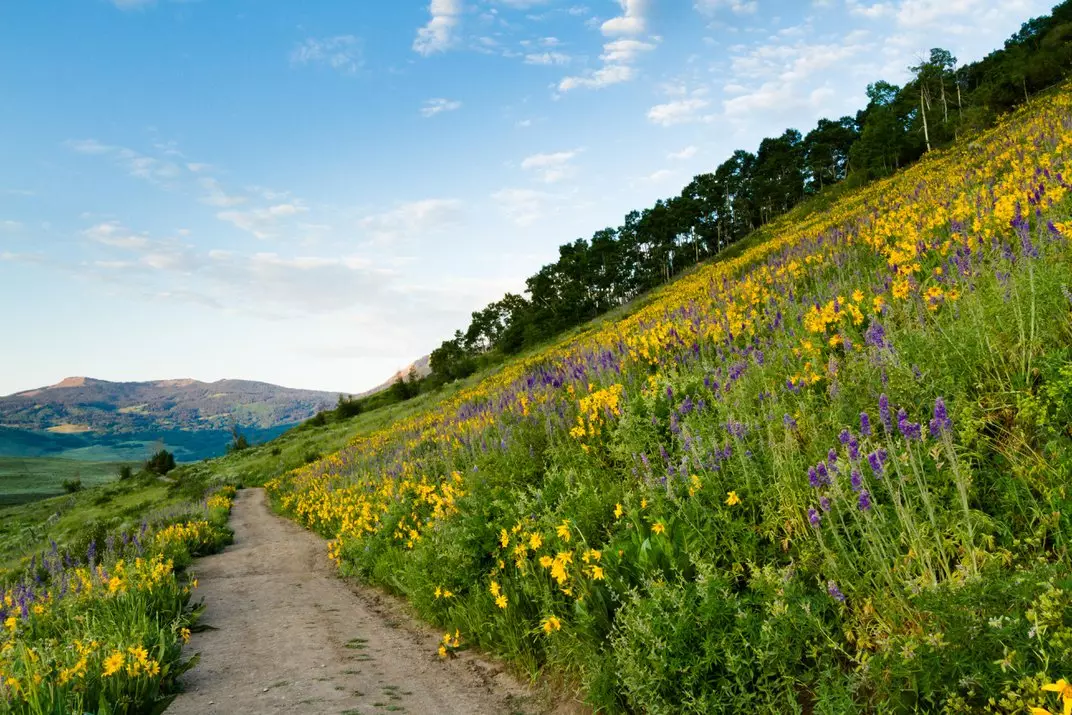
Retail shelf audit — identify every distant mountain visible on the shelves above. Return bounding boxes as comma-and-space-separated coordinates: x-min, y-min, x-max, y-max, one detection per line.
358, 355, 431, 397
0, 377, 343, 462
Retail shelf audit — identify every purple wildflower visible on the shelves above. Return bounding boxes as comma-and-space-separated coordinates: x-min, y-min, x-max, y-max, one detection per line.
865, 320, 888, 349
827, 581, 846, 602
866, 450, 886, 478
929, 397, 952, 437
838, 429, 851, 445
897, 408, 922, 441
819, 496, 831, 512
850, 470, 863, 493
828, 449, 839, 472
860, 412, 872, 436
783, 413, 797, 430
857, 490, 872, 512
878, 394, 892, 432
808, 508, 822, 528
816, 461, 829, 484
808, 466, 820, 488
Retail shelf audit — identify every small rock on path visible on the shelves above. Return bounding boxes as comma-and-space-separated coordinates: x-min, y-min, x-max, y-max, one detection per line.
168, 488, 544, 715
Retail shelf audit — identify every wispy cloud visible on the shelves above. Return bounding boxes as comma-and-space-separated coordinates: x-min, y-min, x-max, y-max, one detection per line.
290, 36, 363, 74
491, 188, 559, 227
668, 146, 699, 160
198, 178, 247, 208
520, 150, 581, 183
695, 0, 759, 14
524, 52, 572, 66
420, 98, 463, 117
358, 199, 464, 243
647, 97, 714, 126
217, 203, 310, 240
414, 0, 463, 56
65, 138, 185, 185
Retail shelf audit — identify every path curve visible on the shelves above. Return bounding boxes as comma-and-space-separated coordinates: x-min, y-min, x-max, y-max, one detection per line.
169, 488, 542, 715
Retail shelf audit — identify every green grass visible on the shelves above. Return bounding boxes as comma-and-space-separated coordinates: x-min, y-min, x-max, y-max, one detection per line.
0, 456, 133, 507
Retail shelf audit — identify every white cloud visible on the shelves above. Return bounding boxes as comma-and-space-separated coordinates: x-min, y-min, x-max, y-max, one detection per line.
668, 145, 698, 160
84, 221, 151, 250
217, 203, 309, 240
524, 52, 572, 65
420, 98, 463, 117
647, 98, 713, 126
558, 64, 635, 91
601, 0, 650, 36
558, 11, 657, 93
358, 199, 464, 243
491, 188, 558, 227
290, 36, 363, 74
199, 178, 246, 208
0, 220, 23, 232
600, 39, 655, 63
65, 138, 184, 185
695, 0, 759, 14
641, 169, 674, 183
414, 0, 463, 56
520, 150, 581, 183
110, 0, 154, 8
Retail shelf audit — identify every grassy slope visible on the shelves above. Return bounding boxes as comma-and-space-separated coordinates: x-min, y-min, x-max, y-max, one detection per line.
0, 456, 133, 507
254, 87, 1072, 713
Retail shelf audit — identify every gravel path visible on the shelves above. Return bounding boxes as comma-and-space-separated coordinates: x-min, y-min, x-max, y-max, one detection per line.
168, 488, 543, 715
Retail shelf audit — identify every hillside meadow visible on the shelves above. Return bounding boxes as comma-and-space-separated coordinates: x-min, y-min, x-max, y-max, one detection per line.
261, 86, 1072, 712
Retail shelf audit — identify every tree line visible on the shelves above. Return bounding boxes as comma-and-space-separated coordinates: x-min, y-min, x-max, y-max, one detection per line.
420, 2, 1072, 385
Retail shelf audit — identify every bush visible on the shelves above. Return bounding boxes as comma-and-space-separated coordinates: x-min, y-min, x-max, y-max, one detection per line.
145, 449, 176, 476
61, 478, 82, 494
117, 464, 134, 481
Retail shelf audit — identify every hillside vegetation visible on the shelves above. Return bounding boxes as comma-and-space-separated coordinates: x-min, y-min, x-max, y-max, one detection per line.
262, 84, 1072, 712
424, 1, 1072, 388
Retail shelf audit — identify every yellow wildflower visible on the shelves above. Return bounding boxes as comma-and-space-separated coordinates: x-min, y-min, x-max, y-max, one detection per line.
726, 491, 741, 506
102, 652, 125, 677
541, 615, 562, 634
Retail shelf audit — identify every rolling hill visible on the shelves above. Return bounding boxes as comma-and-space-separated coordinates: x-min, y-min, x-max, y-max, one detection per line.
0, 376, 343, 461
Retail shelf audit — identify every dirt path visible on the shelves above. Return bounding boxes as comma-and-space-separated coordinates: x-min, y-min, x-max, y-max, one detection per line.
168, 488, 544, 715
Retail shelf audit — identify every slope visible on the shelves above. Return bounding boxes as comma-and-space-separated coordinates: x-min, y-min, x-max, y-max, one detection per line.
223, 87, 1071, 712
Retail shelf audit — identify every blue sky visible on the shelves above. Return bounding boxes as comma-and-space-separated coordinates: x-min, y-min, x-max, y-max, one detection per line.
0, 0, 1052, 395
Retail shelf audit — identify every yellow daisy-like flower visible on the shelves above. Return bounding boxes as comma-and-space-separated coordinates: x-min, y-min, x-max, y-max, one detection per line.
528, 533, 543, 550
102, 652, 125, 677
438, 645, 448, 658
613, 503, 623, 519
725, 491, 741, 506
652, 522, 665, 535
1039, 678, 1072, 715
541, 615, 562, 634
556, 520, 571, 542
495, 594, 508, 609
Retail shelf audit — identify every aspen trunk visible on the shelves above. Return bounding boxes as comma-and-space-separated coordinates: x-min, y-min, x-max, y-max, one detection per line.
921, 89, 932, 152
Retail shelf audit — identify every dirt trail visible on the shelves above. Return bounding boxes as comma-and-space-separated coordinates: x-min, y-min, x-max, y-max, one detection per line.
168, 488, 544, 715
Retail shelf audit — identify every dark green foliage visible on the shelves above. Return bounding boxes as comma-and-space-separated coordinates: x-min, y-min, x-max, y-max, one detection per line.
336, 393, 363, 419
61, 478, 82, 494
426, 0, 1072, 386
145, 449, 176, 476
118, 464, 134, 481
